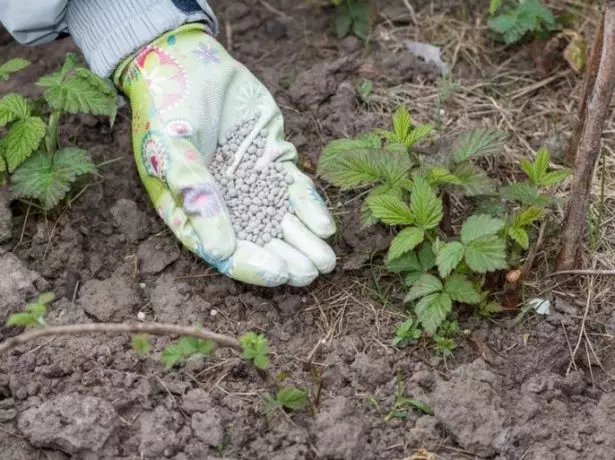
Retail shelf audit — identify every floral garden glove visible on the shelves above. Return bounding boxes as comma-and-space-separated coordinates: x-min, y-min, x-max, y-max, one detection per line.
113, 23, 336, 287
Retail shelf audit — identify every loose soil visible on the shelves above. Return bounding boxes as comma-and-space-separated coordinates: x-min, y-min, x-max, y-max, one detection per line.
1, 1, 614, 459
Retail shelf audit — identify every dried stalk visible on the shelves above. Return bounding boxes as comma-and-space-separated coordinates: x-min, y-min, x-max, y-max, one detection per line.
0, 322, 242, 354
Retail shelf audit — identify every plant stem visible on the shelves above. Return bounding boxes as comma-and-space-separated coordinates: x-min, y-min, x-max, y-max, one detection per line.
557, 5, 615, 270
0, 322, 242, 354
45, 110, 62, 156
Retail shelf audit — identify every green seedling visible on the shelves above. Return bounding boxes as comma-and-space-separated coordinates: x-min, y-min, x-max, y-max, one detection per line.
331, 0, 371, 41
488, 0, 559, 46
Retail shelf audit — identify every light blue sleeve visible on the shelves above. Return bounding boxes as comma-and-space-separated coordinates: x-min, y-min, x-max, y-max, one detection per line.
0, 0, 68, 45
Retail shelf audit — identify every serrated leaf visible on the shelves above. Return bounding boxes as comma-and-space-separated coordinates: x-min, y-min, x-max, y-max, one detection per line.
393, 106, 412, 141
489, 0, 503, 14
317, 146, 412, 189
6, 312, 41, 328
410, 176, 443, 230
450, 162, 495, 196
276, 387, 309, 411
132, 334, 151, 355
387, 227, 425, 262
450, 129, 505, 163
404, 274, 443, 303
500, 182, 554, 207
533, 146, 550, 182
508, 226, 529, 250
6, 117, 45, 171
512, 206, 543, 227
460, 214, 506, 244
405, 124, 433, 147
418, 242, 436, 271
436, 241, 465, 278
0, 58, 30, 80
387, 251, 421, 273
425, 166, 462, 186
161, 344, 183, 368
444, 274, 481, 304
335, 9, 352, 37
197, 339, 215, 355
539, 170, 570, 186
464, 235, 507, 273
367, 194, 413, 225
11, 148, 96, 209
0, 94, 31, 126
36, 292, 56, 305
39, 66, 117, 119
254, 355, 270, 370
404, 271, 423, 286
414, 292, 452, 334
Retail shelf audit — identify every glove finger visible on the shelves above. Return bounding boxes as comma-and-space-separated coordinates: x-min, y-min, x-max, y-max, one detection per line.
281, 214, 337, 274
282, 162, 336, 239
264, 238, 319, 287
221, 240, 289, 287
146, 134, 235, 261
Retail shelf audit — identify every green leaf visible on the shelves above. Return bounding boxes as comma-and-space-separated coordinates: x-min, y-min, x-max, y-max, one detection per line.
38, 65, 117, 119
254, 355, 270, 370
161, 344, 183, 368
500, 182, 554, 207
317, 146, 412, 189
36, 292, 56, 305
464, 236, 507, 273
393, 319, 422, 347
387, 251, 421, 273
11, 147, 96, 209
240, 332, 270, 369
405, 124, 433, 147
387, 227, 425, 262
132, 334, 151, 355
410, 176, 443, 230
418, 242, 436, 271
489, 0, 503, 14
414, 292, 452, 335
393, 106, 412, 141
0, 94, 31, 126
425, 166, 463, 186
197, 339, 215, 356
450, 162, 495, 196
396, 398, 433, 415
508, 226, 529, 250
367, 194, 413, 225
539, 170, 570, 186
436, 241, 465, 278
460, 214, 506, 245
404, 274, 443, 303
444, 274, 481, 304
335, 8, 352, 37
0, 58, 30, 80
276, 387, 309, 411
6, 312, 41, 328
6, 117, 46, 171
512, 206, 543, 227
450, 129, 505, 163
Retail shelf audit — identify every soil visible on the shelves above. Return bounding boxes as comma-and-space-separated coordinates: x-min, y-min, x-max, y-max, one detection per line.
1, 1, 614, 459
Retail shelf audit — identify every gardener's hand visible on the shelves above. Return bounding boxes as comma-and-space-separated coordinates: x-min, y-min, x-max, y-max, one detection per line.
113, 23, 336, 287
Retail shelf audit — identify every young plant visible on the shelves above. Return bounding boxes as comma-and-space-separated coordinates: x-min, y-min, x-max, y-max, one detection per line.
331, 0, 371, 41
317, 106, 567, 338
488, 0, 559, 46
0, 53, 116, 210
392, 318, 422, 348
263, 386, 309, 419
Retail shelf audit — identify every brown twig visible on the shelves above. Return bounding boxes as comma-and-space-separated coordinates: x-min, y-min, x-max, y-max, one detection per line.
0, 322, 242, 354
565, 12, 605, 166
558, 5, 615, 270
521, 219, 547, 280
549, 269, 615, 277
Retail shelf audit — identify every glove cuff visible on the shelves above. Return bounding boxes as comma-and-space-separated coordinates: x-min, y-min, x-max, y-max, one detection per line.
66, 0, 218, 78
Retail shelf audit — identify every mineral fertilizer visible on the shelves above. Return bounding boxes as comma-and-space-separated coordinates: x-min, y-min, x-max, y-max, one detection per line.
209, 117, 293, 246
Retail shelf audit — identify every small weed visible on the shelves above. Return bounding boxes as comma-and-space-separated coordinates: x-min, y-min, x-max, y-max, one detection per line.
331, 0, 371, 41
355, 79, 373, 103
0, 53, 116, 209
263, 386, 310, 418
372, 374, 432, 421
488, 0, 559, 46
317, 106, 568, 343
392, 319, 422, 348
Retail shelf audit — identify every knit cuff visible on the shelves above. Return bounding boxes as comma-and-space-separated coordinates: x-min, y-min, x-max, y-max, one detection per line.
66, 0, 218, 78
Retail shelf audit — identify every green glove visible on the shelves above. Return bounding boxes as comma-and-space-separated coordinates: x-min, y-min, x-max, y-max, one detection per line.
113, 23, 336, 287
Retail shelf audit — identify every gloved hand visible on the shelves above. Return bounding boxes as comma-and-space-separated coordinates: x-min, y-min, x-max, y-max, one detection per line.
112, 23, 336, 287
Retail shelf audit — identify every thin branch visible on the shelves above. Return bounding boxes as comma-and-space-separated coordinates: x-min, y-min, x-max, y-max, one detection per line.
549, 269, 615, 277
521, 219, 547, 280
0, 322, 242, 354
557, 5, 615, 270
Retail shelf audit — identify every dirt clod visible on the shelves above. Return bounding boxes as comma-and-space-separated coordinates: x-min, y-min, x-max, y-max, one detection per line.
109, 198, 151, 243
137, 236, 180, 274
18, 394, 118, 455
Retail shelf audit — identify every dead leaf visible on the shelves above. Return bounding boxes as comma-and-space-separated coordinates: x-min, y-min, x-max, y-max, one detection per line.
407, 448, 436, 460
562, 31, 587, 73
